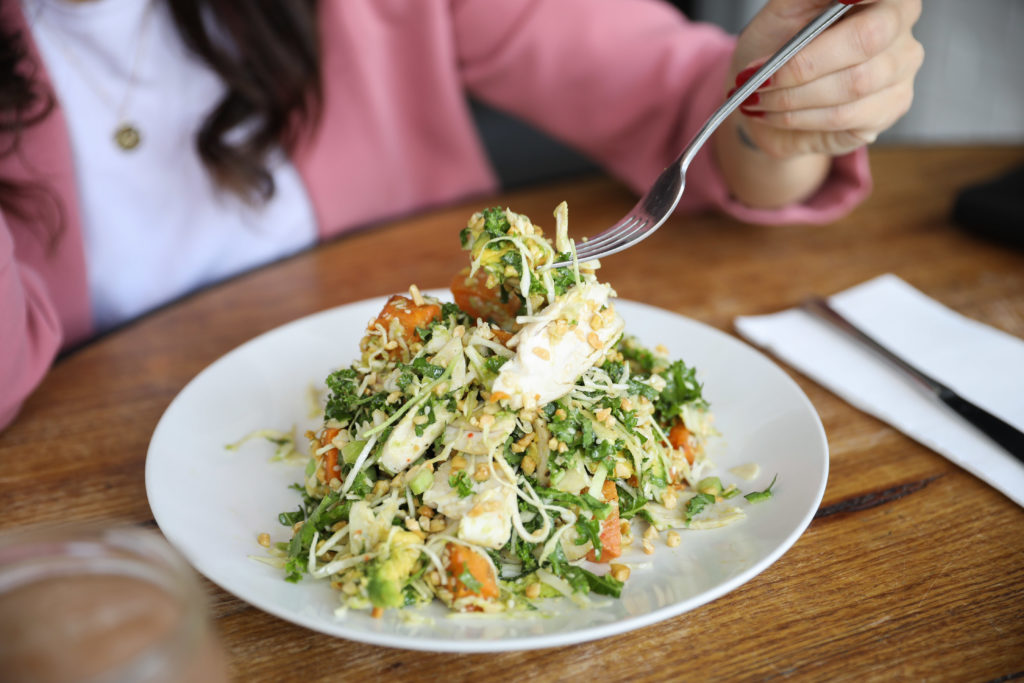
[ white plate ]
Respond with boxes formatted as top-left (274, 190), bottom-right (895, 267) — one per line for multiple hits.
top-left (146, 294), bottom-right (828, 652)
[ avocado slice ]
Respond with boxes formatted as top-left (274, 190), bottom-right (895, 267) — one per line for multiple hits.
top-left (366, 530), bottom-right (422, 609)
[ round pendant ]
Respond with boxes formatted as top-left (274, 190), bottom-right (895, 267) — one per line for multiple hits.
top-left (114, 123), bottom-right (141, 151)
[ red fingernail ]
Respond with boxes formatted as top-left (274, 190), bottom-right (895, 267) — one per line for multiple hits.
top-left (742, 92), bottom-right (760, 107)
top-left (740, 108), bottom-right (765, 118)
top-left (838, 0), bottom-right (864, 4)
top-left (735, 68), bottom-right (773, 89)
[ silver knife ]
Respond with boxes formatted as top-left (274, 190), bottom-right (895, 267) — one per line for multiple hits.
top-left (801, 296), bottom-right (1024, 463)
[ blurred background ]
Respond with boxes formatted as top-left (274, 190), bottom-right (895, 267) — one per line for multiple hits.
top-left (474, 0), bottom-right (1024, 188)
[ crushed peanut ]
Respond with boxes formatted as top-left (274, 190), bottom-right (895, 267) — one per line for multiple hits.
top-left (450, 454), bottom-right (468, 471)
top-left (610, 563), bottom-right (631, 582)
top-left (667, 531), bottom-right (681, 547)
top-left (257, 533), bottom-right (271, 548)
top-left (525, 583), bottom-right (542, 599)
top-left (532, 347), bottom-right (551, 361)
top-left (587, 331), bottom-right (603, 350)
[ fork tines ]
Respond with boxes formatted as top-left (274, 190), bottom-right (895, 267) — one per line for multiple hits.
top-left (542, 214), bottom-right (652, 269)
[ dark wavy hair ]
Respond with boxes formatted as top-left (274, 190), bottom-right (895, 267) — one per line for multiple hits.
top-left (0, 0), bottom-right (322, 237)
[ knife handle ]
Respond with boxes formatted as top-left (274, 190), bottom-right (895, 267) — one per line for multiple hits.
top-left (939, 389), bottom-right (1024, 461)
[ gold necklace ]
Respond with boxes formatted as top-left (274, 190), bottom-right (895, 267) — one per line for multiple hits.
top-left (37, 1), bottom-right (157, 151)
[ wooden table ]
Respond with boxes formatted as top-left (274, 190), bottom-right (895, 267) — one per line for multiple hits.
top-left (2, 146), bottom-right (1023, 681)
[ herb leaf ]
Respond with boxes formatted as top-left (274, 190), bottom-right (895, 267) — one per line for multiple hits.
top-left (574, 516), bottom-right (604, 559)
top-left (283, 491), bottom-right (352, 582)
top-left (683, 492), bottom-right (717, 526)
top-left (448, 470), bottom-right (474, 498)
top-left (458, 566), bottom-right (483, 594)
top-left (744, 474), bottom-right (778, 503)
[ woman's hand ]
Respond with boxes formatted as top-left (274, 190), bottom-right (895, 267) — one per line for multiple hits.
top-left (713, 0), bottom-right (923, 209)
top-left (733, 0), bottom-right (923, 158)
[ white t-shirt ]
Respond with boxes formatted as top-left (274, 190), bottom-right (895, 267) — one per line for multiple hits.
top-left (23, 0), bottom-right (318, 332)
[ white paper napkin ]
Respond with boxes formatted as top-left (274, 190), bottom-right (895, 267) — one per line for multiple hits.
top-left (734, 274), bottom-right (1024, 507)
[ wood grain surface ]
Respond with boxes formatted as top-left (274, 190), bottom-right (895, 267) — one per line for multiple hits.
top-left (2, 146), bottom-right (1023, 682)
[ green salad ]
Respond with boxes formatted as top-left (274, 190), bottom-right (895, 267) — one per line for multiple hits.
top-left (263, 204), bottom-right (763, 616)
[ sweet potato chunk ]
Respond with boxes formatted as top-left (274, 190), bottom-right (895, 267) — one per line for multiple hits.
top-left (446, 542), bottom-right (498, 601)
top-left (450, 268), bottom-right (520, 329)
top-left (371, 294), bottom-right (442, 345)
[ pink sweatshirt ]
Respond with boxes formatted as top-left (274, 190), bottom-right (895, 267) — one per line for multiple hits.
top-left (0, 0), bottom-right (870, 429)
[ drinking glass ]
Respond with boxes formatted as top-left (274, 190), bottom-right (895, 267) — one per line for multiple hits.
top-left (0, 524), bottom-right (228, 683)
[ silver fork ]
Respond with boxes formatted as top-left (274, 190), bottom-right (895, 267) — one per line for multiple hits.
top-left (544, 0), bottom-right (854, 269)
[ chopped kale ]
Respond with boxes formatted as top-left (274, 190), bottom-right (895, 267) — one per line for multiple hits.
top-left (548, 544), bottom-right (622, 598)
top-left (549, 256), bottom-right (578, 296)
top-left (481, 207), bottom-right (510, 238)
top-left (485, 355), bottom-right (509, 374)
top-left (536, 486), bottom-right (611, 520)
top-left (620, 339), bottom-right (658, 374)
top-left (656, 359), bottom-right (706, 419)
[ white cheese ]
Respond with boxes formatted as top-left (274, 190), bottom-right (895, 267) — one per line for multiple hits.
top-left (378, 405), bottom-right (453, 474)
top-left (493, 283), bottom-right (624, 410)
top-left (422, 460), bottom-right (516, 548)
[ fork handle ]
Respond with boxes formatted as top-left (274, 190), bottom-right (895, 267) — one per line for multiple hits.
top-left (676, 1), bottom-right (853, 172)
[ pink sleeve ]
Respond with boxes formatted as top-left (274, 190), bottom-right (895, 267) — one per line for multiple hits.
top-left (0, 214), bottom-right (63, 430)
top-left (452, 0), bottom-right (871, 224)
